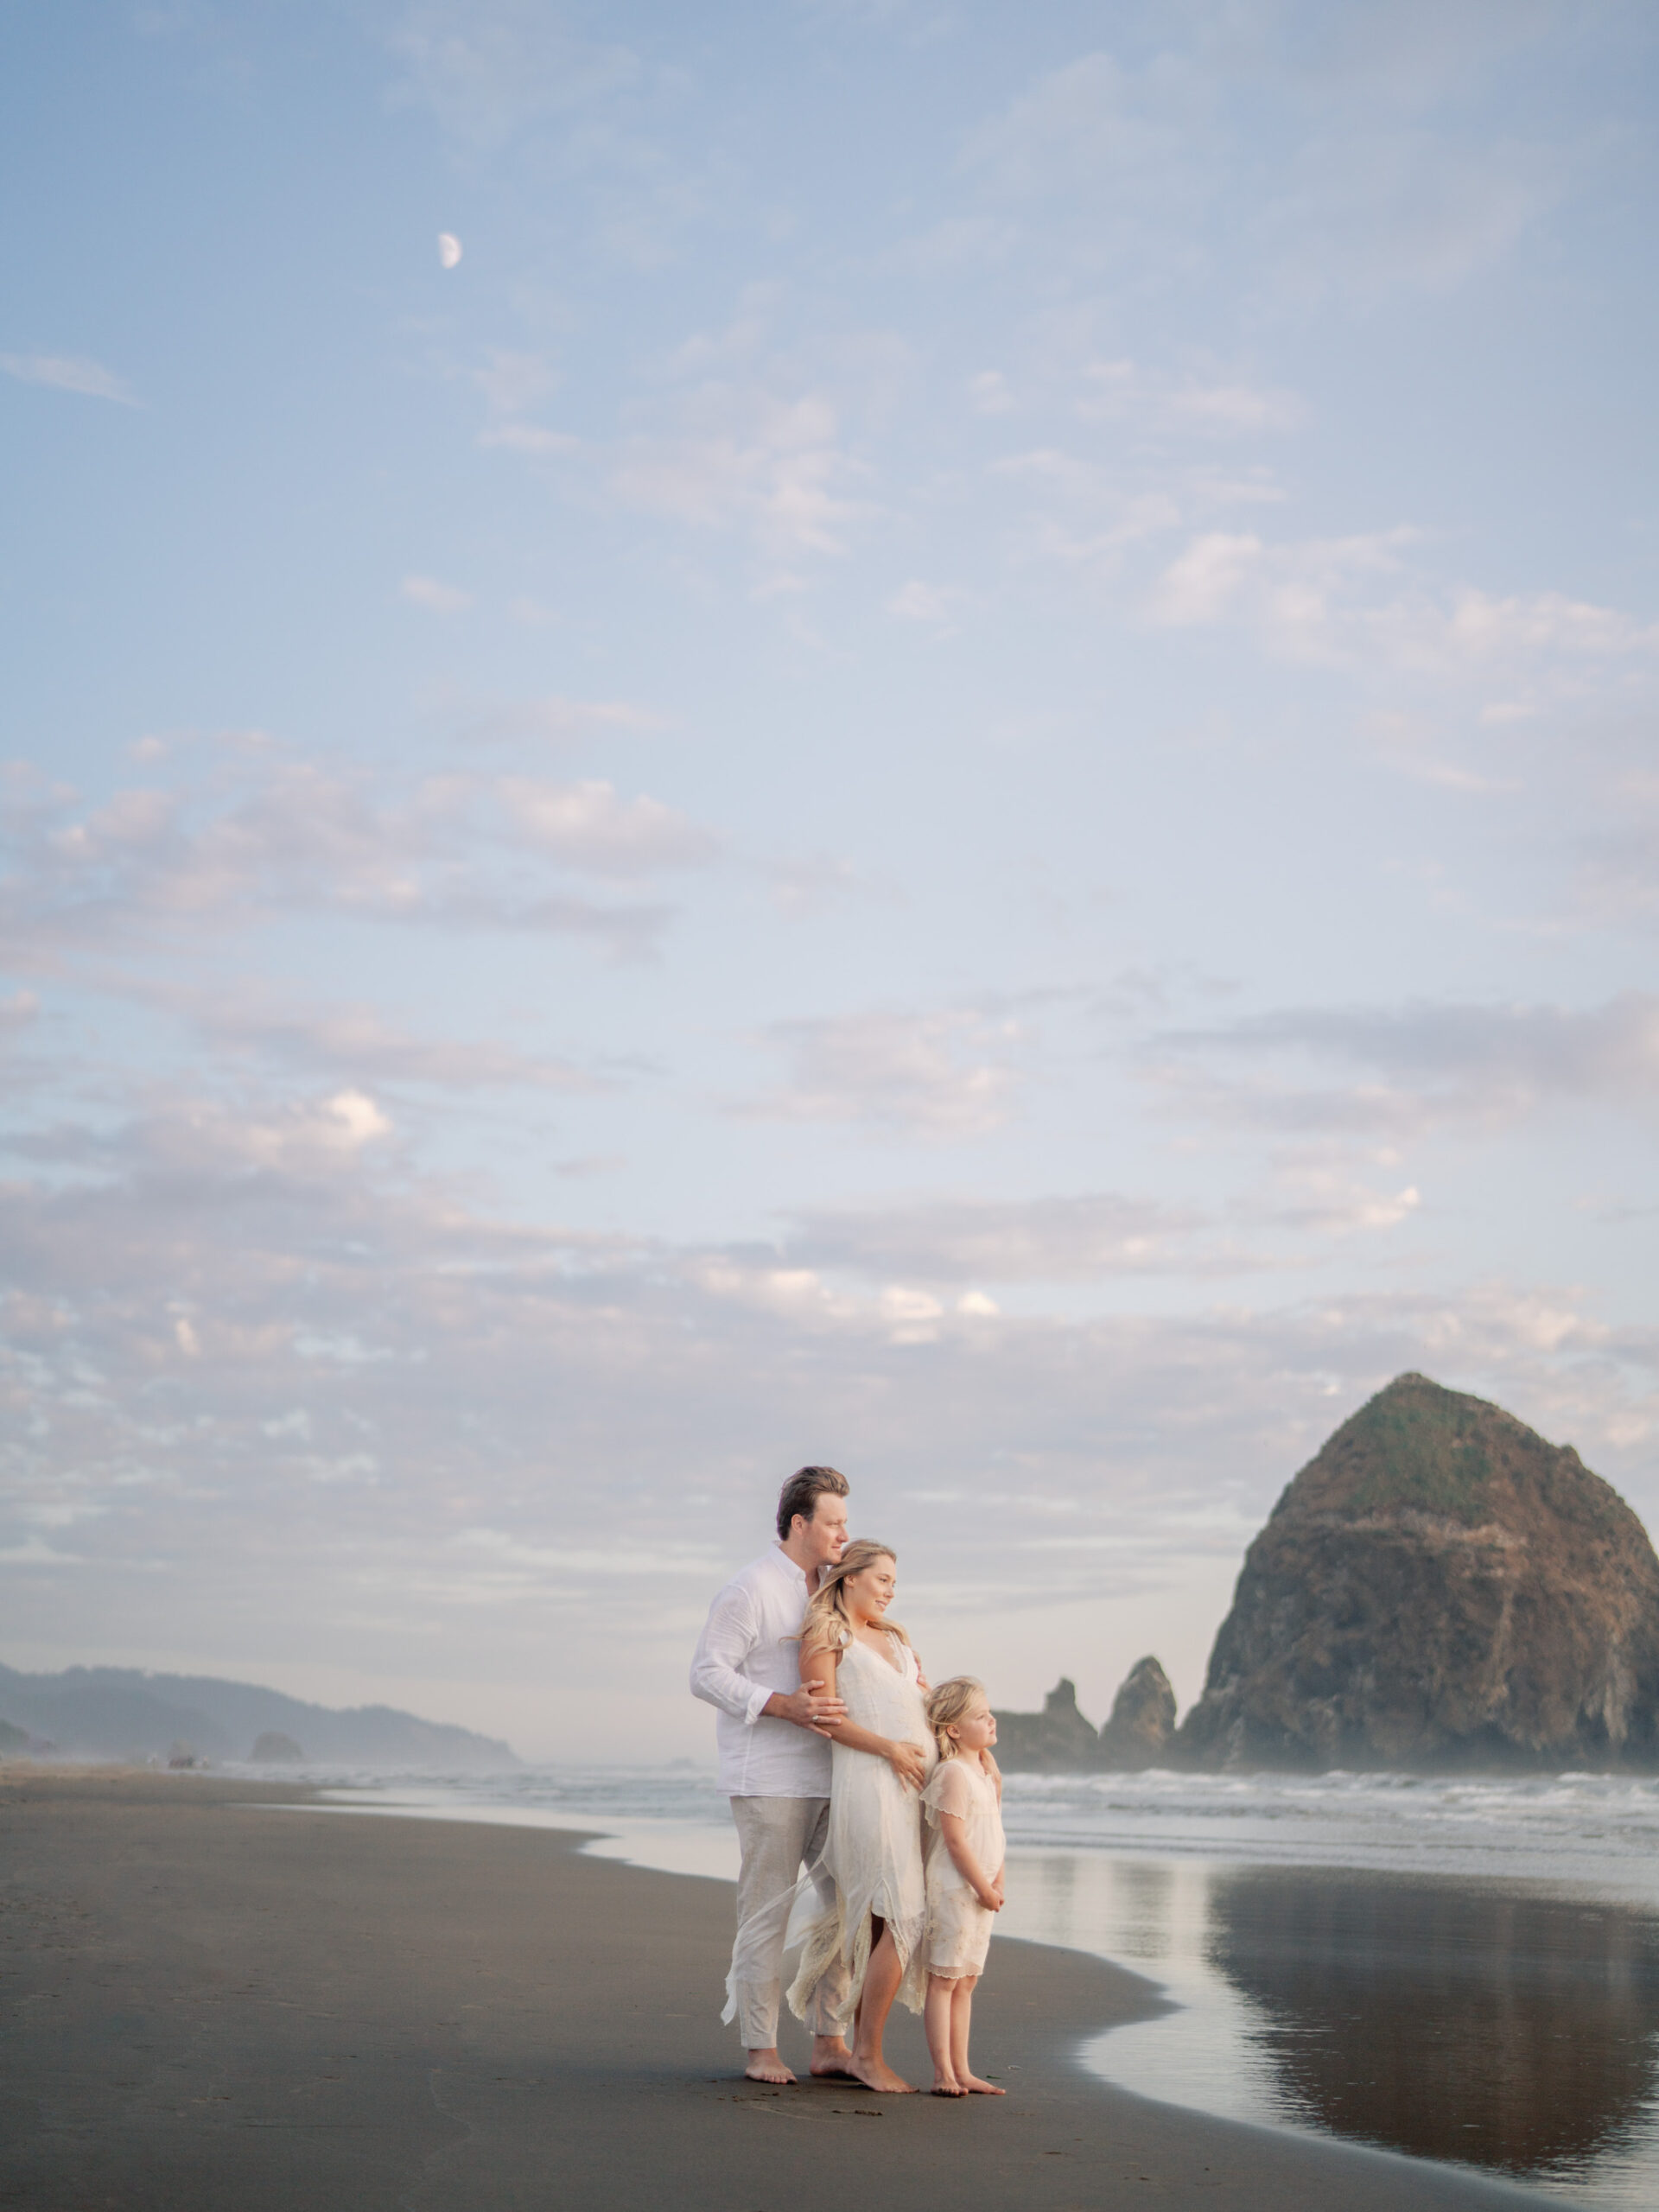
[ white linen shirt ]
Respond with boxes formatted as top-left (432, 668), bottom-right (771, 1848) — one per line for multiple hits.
top-left (690, 1545), bottom-right (831, 1799)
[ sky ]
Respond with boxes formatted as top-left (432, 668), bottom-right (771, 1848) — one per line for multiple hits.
top-left (2, 0), bottom-right (1656, 1763)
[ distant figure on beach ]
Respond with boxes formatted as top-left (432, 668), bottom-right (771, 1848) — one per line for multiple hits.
top-left (920, 1677), bottom-right (1006, 2095)
top-left (690, 1465), bottom-right (857, 2086)
top-left (786, 1540), bottom-right (937, 2093)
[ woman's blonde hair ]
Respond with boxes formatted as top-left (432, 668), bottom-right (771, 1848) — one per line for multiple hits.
top-left (926, 1675), bottom-right (1000, 1779)
top-left (797, 1539), bottom-right (912, 1656)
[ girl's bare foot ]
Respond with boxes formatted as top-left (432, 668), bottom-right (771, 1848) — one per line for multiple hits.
top-left (960, 2071), bottom-right (1004, 2094)
top-left (931, 2072), bottom-right (966, 2095)
top-left (849, 2055), bottom-right (914, 2093)
top-left (744, 2049), bottom-right (797, 2085)
top-left (809, 2035), bottom-right (856, 2078)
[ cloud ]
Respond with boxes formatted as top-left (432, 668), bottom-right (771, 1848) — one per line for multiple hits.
top-left (1080, 359), bottom-right (1303, 435)
top-left (1145, 528), bottom-right (1659, 686)
top-left (452, 693), bottom-right (666, 743)
top-left (781, 1192), bottom-right (1209, 1284)
top-left (2, 1077), bottom-right (1654, 1718)
top-left (741, 1007), bottom-right (1027, 1138)
top-left (386, 1), bottom-right (639, 149)
top-left (183, 995), bottom-right (601, 1093)
top-left (1261, 126), bottom-right (1565, 300)
top-left (957, 17), bottom-right (1584, 307)
top-left (613, 387), bottom-right (868, 560)
top-left (887, 580), bottom-right (963, 626)
top-left (401, 574), bottom-right (473, 614)
top-left (0, 747), bottom-right (706, 964)
top-left (1152, 992), bottom-right (1659, 1138)
top-left (963, 52), bottom-right (1199, 213)
top-left (497, 778), bottom-right (718, 874)
top-left (1, 353), bottom-right (138, 404)
top-left (0, 989), bottom-right (39, 1039)
top-left (766, 853), bottom-right (860, 918)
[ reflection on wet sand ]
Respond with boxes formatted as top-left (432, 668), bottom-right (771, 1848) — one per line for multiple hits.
top-left (1207, 1869), bottom-right (1659, 2180)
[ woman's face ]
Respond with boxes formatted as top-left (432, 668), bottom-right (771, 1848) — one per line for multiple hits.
top-left (844, 1555), bottom-right (897, 1620)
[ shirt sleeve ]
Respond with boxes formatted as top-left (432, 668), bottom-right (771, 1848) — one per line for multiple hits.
top-left (690, 1583), bottom-right (773, 1727)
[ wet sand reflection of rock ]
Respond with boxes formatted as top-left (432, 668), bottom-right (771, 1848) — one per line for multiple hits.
top-left (1207, 1868), bottom-right (1659, 2177)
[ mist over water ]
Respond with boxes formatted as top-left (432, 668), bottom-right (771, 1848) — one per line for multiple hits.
top-left (268, 1761), bottom-right (1659, 2204)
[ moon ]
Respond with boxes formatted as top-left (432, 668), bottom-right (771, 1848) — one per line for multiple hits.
top-left (437, 232), bottom-right (462, 270)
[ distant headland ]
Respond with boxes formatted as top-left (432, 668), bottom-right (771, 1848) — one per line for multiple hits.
top-left (996, 1372), bottom-right (1659, 1776)
top-left (0, 1662), bottom-right (518, 1771)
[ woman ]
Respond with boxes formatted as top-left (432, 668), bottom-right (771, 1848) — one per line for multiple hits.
top-left (785, 1539), bottom-right (934, 2093)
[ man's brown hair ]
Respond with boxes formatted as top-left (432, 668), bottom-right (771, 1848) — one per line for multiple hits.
top-left (775, 1464), bottom-right (849, 1541)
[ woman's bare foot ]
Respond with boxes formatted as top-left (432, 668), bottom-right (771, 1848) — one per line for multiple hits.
top-left (744, 2048), bottom-right (797, 2085)
top-left (849, 2055), bottom-right (914, 2093)
top-left (959, 2071), bottom-right (1005, 2094)
top-left (931, 2072), bottom-right (966, 2096)
top-left (809, 2035), bottom-right (856, 2078)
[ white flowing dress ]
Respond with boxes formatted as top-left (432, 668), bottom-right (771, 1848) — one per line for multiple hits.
top-left (785, 1634), bottom-right (936, 2029)
top-left (922, 1756), bottom-right (1005, 1980)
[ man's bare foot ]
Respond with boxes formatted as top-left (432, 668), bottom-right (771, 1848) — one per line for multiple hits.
top-left (810, 2035), bottom-right (856, 2078)
top-left (744, 2048), bottom-right (797, 2085)
top-left (931, 2072), bottom-right (966, 2096)
top-left (960, 2071), bottom-right (1005, 2094)
top-left (849, 2055), bottom-right (914, 2094)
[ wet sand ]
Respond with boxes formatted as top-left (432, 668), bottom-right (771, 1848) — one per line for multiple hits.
top-left (1, 1769), bottom-right (1549, 2210)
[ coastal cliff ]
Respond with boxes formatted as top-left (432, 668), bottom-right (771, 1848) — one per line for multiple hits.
top-left (1178, 1373), bottom-right (1659, 1772)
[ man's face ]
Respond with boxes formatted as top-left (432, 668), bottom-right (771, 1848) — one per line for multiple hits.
top-left (799, 1492), bottom-right (849, 1570)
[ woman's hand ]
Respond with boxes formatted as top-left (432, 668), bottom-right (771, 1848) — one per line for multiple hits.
top-left (887, 1738), bottom-right (929, 1792)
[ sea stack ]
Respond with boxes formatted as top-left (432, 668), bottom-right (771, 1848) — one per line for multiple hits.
top-left (1178, 1373), bottom-right (1659, 1772)
top-left (991, 1677), bottom-right (1100, 1770)
top-left (1097, 1656), bottom-right (1176, 1770)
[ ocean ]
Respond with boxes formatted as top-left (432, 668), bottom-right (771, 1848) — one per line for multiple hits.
top-left (243, 1761), bottom-right (1659, 2208)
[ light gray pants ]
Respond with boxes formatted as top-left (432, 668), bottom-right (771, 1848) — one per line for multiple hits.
top-left (727, 1795), bottom-right (849, 2049)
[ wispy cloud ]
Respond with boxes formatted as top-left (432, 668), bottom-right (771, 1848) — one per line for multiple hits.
top-left (401, 573), bottom-right (473, 614)
top-left (613, 387), bottom-right (868, 559)
top-left (741, 1007), bottom-right (1028, 1138)
top-left (1, 353), bottom-right (138, 404)
top-left (1145, 527), bottom-right (1659, 692)
top-left (385, 0), bottom-right (638, 149)
top-left (1150, 992), bottom-right (1659, 1138)
top-left (0, 746), bottom-right (714, 964)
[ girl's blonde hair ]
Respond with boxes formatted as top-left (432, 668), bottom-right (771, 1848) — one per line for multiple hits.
top-left (926, 1675), bottom-right (1000, 1780)
top-left (797, 1539), bottom-right (912, 1656)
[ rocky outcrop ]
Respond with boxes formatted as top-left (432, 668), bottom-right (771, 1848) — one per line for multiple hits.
top-left (995, 1659), bottom-right (1180, 1771)
top-left (251, 1731), bottom-right (304, 1764)
top-left (1179, 1373), bottom-right (1659, 1773)
top-left (1097, 1656), bottom-right (1177, 1770)
top-left (993, 1677), bottom-right (1101, 1770)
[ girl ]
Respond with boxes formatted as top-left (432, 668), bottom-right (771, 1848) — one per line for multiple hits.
top-left (786, 1540), bottom-right (934, 2094)
top-left (921, 1676), bottom-right (1006, 2096)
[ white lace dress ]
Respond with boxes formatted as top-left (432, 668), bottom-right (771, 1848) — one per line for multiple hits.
top-left (785, 1634), bottom-right (936, 2029)
top-left (922, 1756), bottom-right (1005, 1981)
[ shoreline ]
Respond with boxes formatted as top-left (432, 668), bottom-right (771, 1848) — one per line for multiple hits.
top-left (1, 1767), bottom-right (1552, 2209)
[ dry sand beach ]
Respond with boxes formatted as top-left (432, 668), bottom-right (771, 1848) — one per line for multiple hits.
top-left (1, 1770), bottom-right (1552, 2211)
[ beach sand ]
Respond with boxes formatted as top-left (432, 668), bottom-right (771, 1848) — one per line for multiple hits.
top-left (1, 1769), bottom-right (1547, 2210)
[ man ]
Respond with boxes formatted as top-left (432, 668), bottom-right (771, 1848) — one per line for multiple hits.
top-left (690, 1465), bottom-right (855, 2084)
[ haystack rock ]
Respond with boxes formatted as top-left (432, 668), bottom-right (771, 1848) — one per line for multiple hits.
top-left (992, 1677), bottom-right (1099, 1770)
top-left (1097, 1656), bottom-right (1177, 1770)
top-left (1178, 1373), bottom-right (1659, 1772)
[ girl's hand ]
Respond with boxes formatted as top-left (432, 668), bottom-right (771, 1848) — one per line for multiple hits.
top-left (976, 1885), bottom-right (1003, 1912)
top-left (887, 1738), bottom-right (929, 1791)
